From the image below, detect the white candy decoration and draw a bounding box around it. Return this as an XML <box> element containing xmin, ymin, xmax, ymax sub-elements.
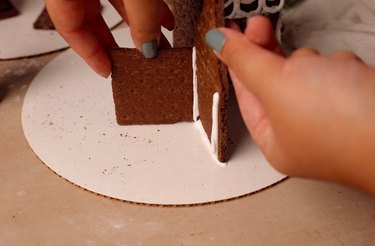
<box><xmin>224</xmin><ymin>0</ymin><xmax>284</xmax><ymax>19</ymax></box>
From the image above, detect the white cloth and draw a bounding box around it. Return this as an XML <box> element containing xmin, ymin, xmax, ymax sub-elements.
<box><xmin>282</xmin><ymin>0</ymin><xmax>375</xmax><ymax>68</ymax></box>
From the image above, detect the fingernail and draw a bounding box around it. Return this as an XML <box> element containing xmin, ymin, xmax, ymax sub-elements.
<box><xmin>141</xmin><ymin>40</ymin><xmax>158</xmax><ymax>58</ymax></box>
<box><xmin>206</xmin><ymin>29</ymin><xmax>226</xmax><ymax>53</ymax></box>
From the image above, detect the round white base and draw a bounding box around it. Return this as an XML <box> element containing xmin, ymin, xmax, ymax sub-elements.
<box><xmin>22</xmin><ymin>28</ymin><xmax>285</xmax><ymax>205</ymax></box>
<box><xmin>0</xmin><ymin>0</ymin><xmax>121</xmax><ymax>59</ymax></box>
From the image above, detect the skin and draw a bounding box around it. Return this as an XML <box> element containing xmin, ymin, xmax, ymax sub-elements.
<box><xmin>218</xmin><ymin>16</ymin><xmax>375</xmax><ymax>195</ymax></box>
<box><xmin>45</xmin><ymin>0</ymin><xmax>174</xmax><ymax>78</ymax></box>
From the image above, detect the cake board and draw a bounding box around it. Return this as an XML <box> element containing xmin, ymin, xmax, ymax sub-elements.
<box><xmin>22</xmin><ymin>28</ymin><xmax>286</xmax><ymax>206</ymax></box>
<box><xmin>0</xmin><ymin>0</ymin><xmax>121</xmax><ymax>60</ymax></box>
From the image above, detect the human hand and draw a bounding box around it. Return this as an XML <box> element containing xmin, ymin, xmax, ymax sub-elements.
<box><xmin>45</xmin><ymin>0</ymin><xmax>174</xmax><ymax>77</ymax></box>
<box><xmin>206</xmin><ymin>16</ymin><xmax>375</xmax><ymax>194</ymax></box>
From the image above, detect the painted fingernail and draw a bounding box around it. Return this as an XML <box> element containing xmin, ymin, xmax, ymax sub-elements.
<box><xmin>206</xmin><ymin>29</ymin><xmax>226</xmax><ymax>53</ymax></box>
<box><xmin>141</xmin><ymin>40</ymin><xmax>158</xmax><ymax>58</ymax></box>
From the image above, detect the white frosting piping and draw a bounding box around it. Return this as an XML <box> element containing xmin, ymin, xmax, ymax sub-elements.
<box><xmin>210</xmin><ymin>92</ymin><xmax>223</xmax><ymax>164</ymax></box>
<box><xmin>225</xmin><ymin>0</ymin><xmax>284</xmax><ymax>19</ymax></box>
<box><xmin>191</xmin><ymin>48</ymin><xmax>226</xmax><ymax>166</ymax></box>
<box><xmin>194</xmin><ymin>120</ymin><xmax>227</xmax><ymax>167</ymax></box>
<box><xmin>192</xmin><ymin>47</ymin><xmax>199</xmax><ymax>121</ymax></box>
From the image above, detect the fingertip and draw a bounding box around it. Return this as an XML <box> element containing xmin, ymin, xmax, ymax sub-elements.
<box><xmin>245</xmin><ymin>16</ymin><xmax>276</xmax><ymax>48</ymax></box>
<box><xmin>86</xmin><ymin>49</ymin><xmax>112</xmax><ymax>78</ymax></box>
<box><xmin>246</xmin><ymin>15</ymin><xmax>271</xmax><ymax>30</ymax></box>
<box><xmin>95</xmin><ymin>64</ymin><xmax>111</xmax><ymax>78</ymax></box>
<box><xmin>125</xmin><ymin>0</ymin><xmax>162</xmax><ymax>56</ymax></box>
<box><xmin>129</xmin><ymin>26</ymin><xmax>161</xmax><ymax>58</ymax></box>
<box><xmin>165</xmin><ymin>26</ymin><xmax>174</xmax><ymax>32</ymax></box>
<box><xmin>98</xmin><ymin>70</ymin><xmax>111</xmax><ymax>79</ymax></box>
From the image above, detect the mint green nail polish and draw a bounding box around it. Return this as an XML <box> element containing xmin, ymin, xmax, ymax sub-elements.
<box><xmin>141</xmin><ymin>40</ymin><xmax>158</xmax><ymax>58</ymax></box>
<box><xmin>206</xmin><ymin>29</ymin><xmax>226</xmax><ymax>53</ymax></box>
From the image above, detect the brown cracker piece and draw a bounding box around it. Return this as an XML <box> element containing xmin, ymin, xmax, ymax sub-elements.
<box><xmin>195</xmin><ymin>0</ymin><xmax>229</xmax><ymax>162</ymax></box>
<box><xmin>110</xmin><ymin>48</ymin><xmax>194</xmax><ymax>125</ymax></box>
<box><xmin>0</xmin><ymin>0</ymin><xmax>18</xmax><ymax>21</ymax></box>
<box><xmin>33</xmin><ymin>8</ymin><xmax>55</xmax><ymax>30</ymax></box>
<box><xmin>172</xmin><ymin>0</ymin><xmax>202</xmax><ymax>48</ymax></box>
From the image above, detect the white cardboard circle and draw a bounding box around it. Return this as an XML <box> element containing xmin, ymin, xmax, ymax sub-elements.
<box><xmin>0</xmin><ymin>0</ymin><xmax>121</xmax><ymax>59</ymax></box>
<box><xmin>22</xmin><ymin>28</ymin><xmax>285</xmax><ymax>205</ymax></box>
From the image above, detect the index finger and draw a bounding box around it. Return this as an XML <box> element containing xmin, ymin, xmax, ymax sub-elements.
<box><xmin>46</xmin><ymin>0</ymin><xmax>116</xmax><ymax>78</ymax></box>
<box><xmin>206</xmin><ymin>28</ymin><xmax>285</xmax><ymax>104</ymax></box>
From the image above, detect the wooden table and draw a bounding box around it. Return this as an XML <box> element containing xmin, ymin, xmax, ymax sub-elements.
<box><xmin>1</xmin><ymin>52</ymin><xmax>375</xmax><ymax>245</ymax></box>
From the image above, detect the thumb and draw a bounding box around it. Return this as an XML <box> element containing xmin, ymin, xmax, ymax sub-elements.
<box><xmin>205</xmin><ymin>28</ymin><xmax>285</xmax><ymax>105</ymax></box>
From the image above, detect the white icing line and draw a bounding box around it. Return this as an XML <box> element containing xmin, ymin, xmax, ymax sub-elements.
<box><xmin>225</xmin><ymin>0</ymin><xmax>284</xmax><ymax>19</ymax></box>
<box><xmin>212</xmin><ymin>92</ymin><xmax>227</xmax><ymax>166</ymax></box>
<box><xmin>192</xmin><ymin>47</ymin><xmax>199</xmax><ymax>122</ymax></box>
<box><xmin>210</xmin><ymin>92</ymin><xmax>220</xmax><ymax>158</ymax></box>
<box><xmin>191</xmin><ymin>49</ymin><xmax>226</xmax><ymax>166</ymax></box>
<box><xmin>194</xmin><ymin>120</ymin><xmax>227</xmax><ymax>167</ymax></box>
